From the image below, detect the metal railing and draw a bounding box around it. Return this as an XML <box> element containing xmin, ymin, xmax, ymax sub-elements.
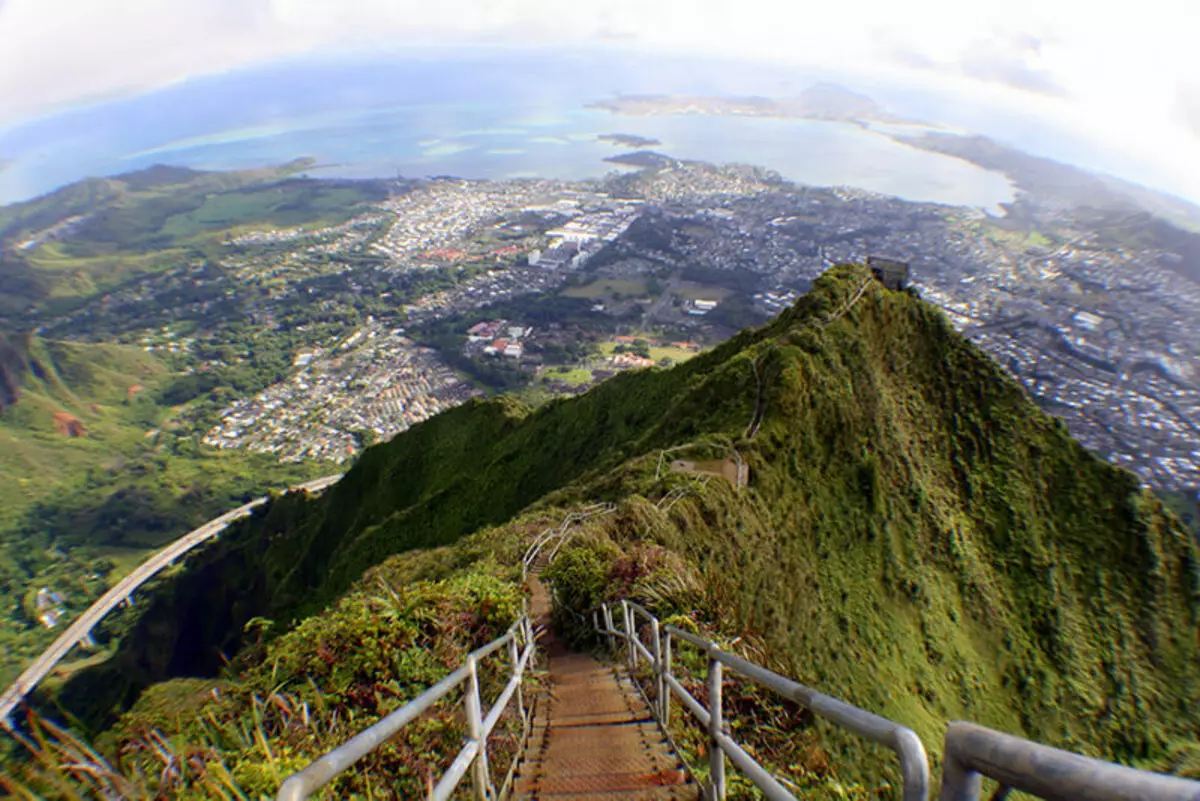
<box><xmin>940</xmin><ymin>721</ymin><xmax>1200</xmax><ymax>801</ymax></box>
<box><xmin>594</xmin><ymin>599</ymin><xmax>931</xmax><ymax>801</ymax></box>
<box><xmin>590</xmin><ymin>597</ymin><xmax>1200</xmax><ymax>801</ymax></box>
<box><xmin>276</xmin><ymin>615</ymin><xmax>536</xmax><ymax>801</ymax></box>
<box><xmin>279</xmin><ymin>502</ymin><xmax>619</xmax><ymax>800</ymax></box>
<box><xmin>520</xmin><ymin>503</ymin><xmax>616</xmax><ymax>581</ymax></box>
<box><xmin>277</xmin><ymin>493</ymin><xmax>1200</xmax><ymax>801</ymax></box>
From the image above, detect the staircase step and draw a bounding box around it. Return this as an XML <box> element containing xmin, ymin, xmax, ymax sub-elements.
<box><xmin>540</xmin><ymin>721</ymin><xmax>664</xmax><ymax>750</ymax></box>
<box><xmin>549</xmin><ymin>710</ymin><xmax>652</xmax><ymax>727</ymax></box>
<box><xmin>516</xmin><ymin>571</ymin><xmax>698</xmax><ymax>800</ymax></box>
<box><xmin>516</xmin><ymin>767</ymin><xmax>691</xmax><ymax>796</ymax></box>
<box><xmin>522</xmin><ymin>789</ymin><xmax>693</xmax><ymax>801</ymax></box>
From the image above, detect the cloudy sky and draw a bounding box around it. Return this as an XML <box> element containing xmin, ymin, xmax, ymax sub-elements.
<box><xmin>1</xmin><ymin>0</ymin><xmax>1198</xmax><ymax>201</ymax></box>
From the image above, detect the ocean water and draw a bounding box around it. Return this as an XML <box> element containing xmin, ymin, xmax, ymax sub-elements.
<box><xmin>0</xmin><ymin>50</ymin><xmax>1016</xmax><ymax>210</ymax></box>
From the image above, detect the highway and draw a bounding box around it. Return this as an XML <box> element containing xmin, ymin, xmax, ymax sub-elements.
<box><xmin>0</xmin><ymin>473</ymin><xmax>343</xmax><ymax>731</ymax></box>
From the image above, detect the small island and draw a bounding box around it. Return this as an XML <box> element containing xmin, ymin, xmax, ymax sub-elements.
<box><xmin>602</xmin><ymin>150</ymin><xmax>679</xmax><ymax>168</ymax></box>
<box><xmin>598</xmin><ymin>133</ymin><xmax>662</xmax><ymax>148</ymax></box>
<box><xmin>587</xmin><ymin>83</ymin><xmax>924</xmax><ymax>127</ymax></box>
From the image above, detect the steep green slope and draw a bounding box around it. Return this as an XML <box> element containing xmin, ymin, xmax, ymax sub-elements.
<box><xmin>52</xmin><ymin>323</ymin><xmax>761</xmax><ymax>723</ymax></box>
<box><xmin>0</xmin><ymin>335</ymin><xmax>171</xmax><ymax>528</ymax></box>
<box><xmin>545</xmin><ymin>262</ymin><xmax>1200</xmax><ymax>778</ymax></box>
<box><xmin>1163</xmin><ymin>490</ymin><xmax>1200</xmax><ymax>542</ymax></box>
<box><xmin>0</xmin><ymin>332</ymin><xmax>32</xmax><ymax>411</ymax></box>
<box><xmin>0</xmin><ymin>334</ymin><xmax>328</xmax><ymax>689</ymax></box>
<box><xmin>6</xmin><ymin>518</ymin><xmax>538</xmax><ymax>798</ymax></box>
<box><xmin>41</xmin><ymin>264</ymin><xmax>1200</xmax><ymax>794</ymax></box>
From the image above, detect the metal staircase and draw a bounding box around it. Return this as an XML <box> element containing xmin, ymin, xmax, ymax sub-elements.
<box><xmin>510</xmin><ymin>572</ymin><xmax>695</xmax><ymax>799</ymax></box>
<box><xmin>275</xmin><ymin>509</ymin><xmax>1200</xmax><ymax>801</ymax></box>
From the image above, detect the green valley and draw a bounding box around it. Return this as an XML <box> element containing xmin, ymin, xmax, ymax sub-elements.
<box><xmin>0</xmin><ymin>331</ymin><xmax>331</xmax><ymax>687</ymax></box>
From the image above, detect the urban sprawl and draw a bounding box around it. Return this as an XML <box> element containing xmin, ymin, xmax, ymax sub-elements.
<box><xmin>36</xmin><ymin>164</ymin><xmax>1200</xmax><ymax>490</ymax></box>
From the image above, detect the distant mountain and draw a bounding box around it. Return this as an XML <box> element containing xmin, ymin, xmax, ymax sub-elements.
<box><xmin>587</xmin><ymin>83</ymin><xmax>923</xmax><ymax>125</ymax></box>
<box><xmin>0</xmin><ymin>160</ymin><xmax>386</xmax><ymax>325</ymax></box>
<box><xmin>0</xmin><ymin>158</ymin><xmax>319</xmax><ymax>251</ymax></box>
<box><xmin>791</xmin><ymin>82</ymin><xmax>909</xmax><ymax>122</ymax></box>
<box><xmin>51</xmin><ymin>265</ymin><xmax>1200</xmax><ymax>795</ymax></box>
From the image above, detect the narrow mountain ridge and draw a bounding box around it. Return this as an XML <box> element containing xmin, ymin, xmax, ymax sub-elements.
<box><xmin>36</xmin><ymin>263</ymin><xmax>1200</xmax><ymax>794</ymax></box>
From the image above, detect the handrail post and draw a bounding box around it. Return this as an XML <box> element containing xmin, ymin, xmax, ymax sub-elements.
<box><xmin>508</xmin><ymin>636</ymin><xmax>525</xmax><ymax>725</ymax></box>
<box><xmin>465</xmin><ymin>654</ymin><xmax>492</xmax><ymax>800</ymax></box>
<box><xmin>939</xmin><ymin>743</ymin><xmax>981</xmax><ymax>801</ymax></box>
<box><xmin>623</xmin><ymin>601</ymin><xmax>636</xmax><ymax>669</ymax></box>
<box><xmin>651</xmin><ymin>617</ymin><xmax>664</xmax><ymax>722</ymax></box>
<box><xmin>707</xmin><ymin>649</ymin><xmax>725</xmax><ymax>800</ymax></box>
<box><xmin>524</xmin><ymin>615</ymin><xmax>536</xmax><ymax>670</ymax></box>
<box><xmin>602</xmin><ymin>604</ymin><xmax>616</xmax><ymax>651</ymax></box>
<box><xmin>662</xmin><ymin>630</ymin><xmax>672</xmax><ymax>727</ymax></box>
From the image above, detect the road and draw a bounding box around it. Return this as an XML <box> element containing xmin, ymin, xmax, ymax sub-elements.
<box><xmin>0</xmin><ymin>473</ymin><xmax>343</xmax><ymax>730</ymax></box>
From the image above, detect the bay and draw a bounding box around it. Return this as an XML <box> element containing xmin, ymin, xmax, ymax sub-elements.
<box><xmin>0</xmin><ymin>51</ymin><xmax>1015</xmax><ymax>210</ymax></box>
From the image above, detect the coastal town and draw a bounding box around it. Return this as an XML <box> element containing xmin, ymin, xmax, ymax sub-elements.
<box><xmin>202</xmin><ymin>323</ymin><xmax>477</xmax><ymax>463</ymax></box>
<box><xmin>586</xmin><ymin>170</ymin><xmax>1200</xmax><ymax>490</ymax></box>
<box><xmin>27</xmin><ymin>160</ymin><xmax>1200</xmax><ymax>492</ymax></box>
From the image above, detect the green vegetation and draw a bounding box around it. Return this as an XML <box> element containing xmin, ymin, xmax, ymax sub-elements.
<box><xmin>9</xmin><ymin>264</ymin><xmax>1200</xmax><ymax>797</ymax></box>
<box><xmin>0</xmin><ymin>162</ymin><xmax>404</xmax><ymax>704</ymax></box>
<box><xmin>599</xmin><ymin>340</ymin><xmax>700</xmax><ymax>365</ymax></box>
<box><xmin>4</xmin><ymin>541</ymin><xmax>531</xmax><ymax>798</ymax></box>
<box><xmin>541</xmin><ymin>366</ymin><xmax>594</xmax><ymax>386</ymax></box>
<box><xmin>1162</xmin><ymin>489</ymin><xmax>1199</xmax><ymax>542</ymax></box>
<box><xmin>157</xmin><ymin>183</ymin><xmax>381</xmax><ymax>242</ymax></box>
<box><xmin>0</xmin><ymin>335</ymin><xmax>173</xmax><ymax>531</ymax></box>
<box><xmin>649</xmin><ymin>345</ymin><xmax>698</xmax><ymax>364</ymax></box>
<box><xmin>0</xmin><ymin>163</ymin><xmax>388</xmax><ymax>321</ymax></box>
<box><xmin>0</xmin><ymin>332</ymin><xmax>331</xmax><ymax>688</ymax></box>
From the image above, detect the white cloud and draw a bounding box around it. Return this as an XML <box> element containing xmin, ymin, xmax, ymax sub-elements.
<box><xmin>958</xmin><ymin>34</ymin><xmax>1067</xmax><ymax>96</ymax></box>
<box><xmin>0</xmin><ymin>0</ymin><xmax>315</xmax><ymax>121</ymax></box>
<box><xmin>1180</xmin><ymin>84</ymin><xmax>1200</xmax><ymax>138</ymax></box>
<box><xmin>0</xmin><ymin>0</ymin><xmax>1197</xmax><ymax>201</ymax></box>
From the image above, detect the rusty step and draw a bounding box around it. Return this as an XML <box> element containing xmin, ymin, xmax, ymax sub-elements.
<box><xmin>515</xmin><ymin>767</ymin><xmax>691</xmax><ymax>797</ymax></box>
<box><xmin>515</xmin><ymin>573</ymin><xmax>698</xmax><ymax>800</ymax></box>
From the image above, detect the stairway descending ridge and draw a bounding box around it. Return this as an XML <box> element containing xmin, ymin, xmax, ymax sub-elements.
<box><xmin>511</xmin><ymin>565</ymin><xmax>697</xmax><ymax>800</ymax></box>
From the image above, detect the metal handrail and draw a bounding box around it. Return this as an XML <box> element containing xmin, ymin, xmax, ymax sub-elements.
<box><xmin>595</xmin><ymin>601</ymin><xmax>1200</xmax><ymax>801</ymax></box>
<box><xmin>940</xmin><ymin>721</ymin><xmax>1200</xmax><ymax>801</ymax></box>
<box><xmin>520</xmin><ymin>526</ymin><xmax>558</xmax><ymax>580</ymax></box>
<box><xmin>596</xmin><ymin>599</ymin><xmax>931</xmax><ymax>801</ymax></box>
<box><xmin>520</xmin><ymin>503</ymin><xmax>616</xmax><ymax>581</ymax></box>
<box><xmin>276</xmin><ymin>615</ymin><xmax>535</xmax><ymax>801</ymax></box>
<box><xmin>278</xmin><ymin>501</ymin><xmax>615</xmax><ymax>800</ymax></box>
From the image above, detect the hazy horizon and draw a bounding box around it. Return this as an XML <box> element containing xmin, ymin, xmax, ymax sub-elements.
<box><xmin>0</xmin><ymin>47</ymin><xmax>1196</xmax><ymax>212</ymax></box>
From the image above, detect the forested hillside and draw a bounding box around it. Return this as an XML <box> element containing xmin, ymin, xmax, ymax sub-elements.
<box><xmin>0</xmin><ymin>333</ymin><xmax>327</xmax><ymax>687</ymax></box>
